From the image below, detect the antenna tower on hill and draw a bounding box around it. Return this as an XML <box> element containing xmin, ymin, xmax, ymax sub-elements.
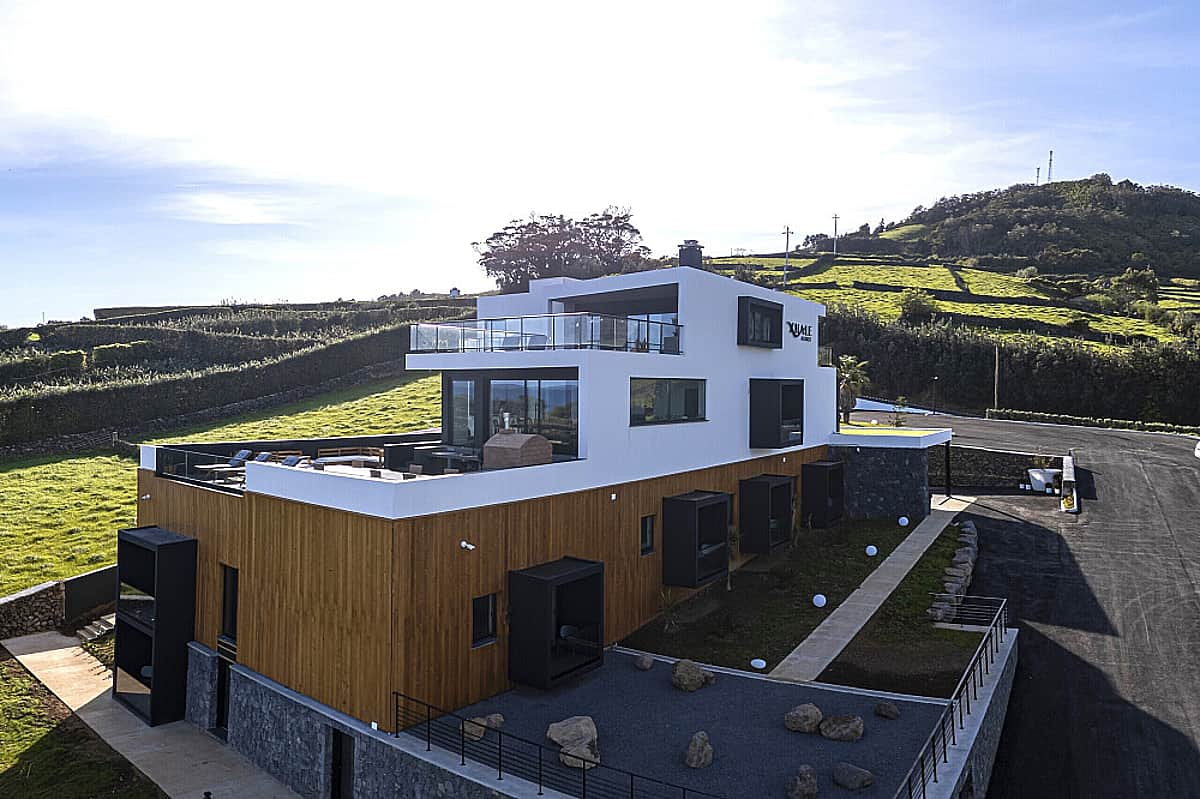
<box><xmin>1047</xmin><ymin>150</ymin><xmax>1054</xmax><ymax>183</ymax></box>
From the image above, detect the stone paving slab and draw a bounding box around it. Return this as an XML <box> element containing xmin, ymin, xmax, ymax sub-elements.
<box><xmin>769</xmin><ymin>495</ymin><xmax>976</xmax><ymax>682</ymax></box>
<box><xmin>2</xmin><ymin>630</ymin><xmax>296</xmax><ymax>799</ymax></box>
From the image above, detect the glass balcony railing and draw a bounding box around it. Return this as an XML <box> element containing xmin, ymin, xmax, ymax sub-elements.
<box><xmin>410</xmin><ymin>313</ymin><xmax>682</xmax><ymax>355</ymax></box>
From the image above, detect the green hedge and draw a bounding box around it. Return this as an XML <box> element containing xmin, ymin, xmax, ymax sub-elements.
<box><xmin>47</xmin><ymin>350</ymin><xmax>86</xmax><ymax>372</ymax></box>
<box><xmin>0</xmin><ymin>325</ymin><xmax>414</xmax><ymax>445</ymax></box>
<box><xmin>90</xmin><ymin>341</ymin><xmax>161</xmax><ymax>368</ymax></box>
<box><xmin>42</xmin><ymin>326</ymin><xmax>307</xmax><ymax>365</ymax></box>
<box><xmin>985</xmin><ymin>408</ymin><xmax>1200</xmax><ymax>436</ymax></box>
<box><xmin>822</xmin><ymin>306</ymin><xmax>1200</xmax><ymax>426</ymax></box>
<box><xmin>0</xmin><ymin>352</ymin><xmax>51</xmax><ymax>381</ymax></box>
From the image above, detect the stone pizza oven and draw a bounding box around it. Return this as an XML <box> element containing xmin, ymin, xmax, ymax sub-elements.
<box><xmin>483</xmin><ymin>429</ymin><xmax>553</xmax><ymax>470</ymax></box>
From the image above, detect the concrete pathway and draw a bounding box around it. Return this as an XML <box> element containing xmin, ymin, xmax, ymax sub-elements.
<box><xmin>769</xmin><ymin>494</ymin><xmax>975</xmax><ymax>682</ymax></box>
<box><xmin>2</xmin><ymin>630</ymin><xmax>296</xmax><ymax>799</ymax></box>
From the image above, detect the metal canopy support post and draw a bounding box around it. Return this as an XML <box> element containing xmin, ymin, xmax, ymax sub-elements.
<box><xmin>945</xmin><ymin>442</ymin><xmax>952</xmax><ymax>498</ymax></box>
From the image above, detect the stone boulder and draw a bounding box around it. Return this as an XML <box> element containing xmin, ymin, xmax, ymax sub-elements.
<box><xmin>927</xmin><ymin>603</ymin><xmax>954</xmax><ymax>622</ymax></box>
<box><xmin>634</xmin><ymin>654</ymin><xmax>654</xmax><ymax>671</ymax></box>
<box><xmin>683</xmin><ymin>731</ymin><xmax>713</xmax><ymax>769</ymax></box>
<box><xmin>786</xmin><ymin>765</ymin><xmax>819</xmax><ymax>798</ymax></box>
<box><xmin>959</xmin><ymin>520</ymin><xmax>977</xmax><ymax>534</ymax></box>
<box><xmin>874</xmin><ymin>701</ymin><xmax>901</xmax><ymax>720</ymax></box>
<box><xmin>832</xmin><ymin>762</ymin><xmax>875</xmax><ymax>790</ymax></box>
<box><xmin>461</xmin><ymin>713</ymin><xmax>504</xmax><ymax>741</ymax></box>
<box><xmin>547</xmin><ymin>716</ymin><xmax>599</xmax><ymax>769</ymax></box>
<box><xmin>819</xmin><ymin>715</ymin><xmax>864</xmax><ymax>742</ymax></box>
<box><xmin>671</xmin><ymin>659</ymin><xmax>714</xmax><ymax>692</ymax></box>
<box><xmin>784</xmin><ymin>703</ymin><xmax>824</xmax><ymax>733</ymax></box>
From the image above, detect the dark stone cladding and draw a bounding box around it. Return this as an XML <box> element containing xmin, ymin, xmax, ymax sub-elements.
<box><xmin>221</xmin><ymin>664</ymin><xmax>514</xmax><ymax>799</ymax></box>
<box><xmin>0</xmin><ymin>580</ymin><xmax>64</xmax><ymax>639</ymax></box>
<box><xmin>185</xmin><ymin>642</ymin><xmax>218</xmax><ymax>731</ymax></box>
<box><xmin>832</xmin><ymin>445</ymin><xmax>931</xmax><ymax>524</ymax></box>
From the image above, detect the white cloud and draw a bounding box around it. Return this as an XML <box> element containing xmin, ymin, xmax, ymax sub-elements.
<box><xmin>0</xmin><ymin>0</ymin><xmax>1068</xmax><ymax>298</ymax></box>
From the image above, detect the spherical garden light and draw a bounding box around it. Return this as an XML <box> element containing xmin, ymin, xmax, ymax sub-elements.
<box><xmin>898</xmin><ymin>516</ymin><xmax>910</xmax><ymax>527</ymax></box>
<box><xmin>750</xmin><ymin>658</ymin><xmax>767</xmax><ymax>670</ymax></box>
<box><xmin>812</xmin><ymin>593</ymin><xmax>827</xmax><ymax>608</ymax></box>
<box><xmin>865</xmin><ymin>545</ymin><xmax>878</xmax><ymax>557</ymax></box>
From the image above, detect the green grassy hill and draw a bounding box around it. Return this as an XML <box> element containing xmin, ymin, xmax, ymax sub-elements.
<box><xmin>711</xmin><ymin>253</ymin><xmax>1189</xmax><ymax>346</ymax></box>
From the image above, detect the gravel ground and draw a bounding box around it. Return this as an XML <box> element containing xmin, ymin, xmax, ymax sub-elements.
<box><xmin>453</xmin><ymin>651</ymin><xmax>946</xmax><ymax>798</ymax></box>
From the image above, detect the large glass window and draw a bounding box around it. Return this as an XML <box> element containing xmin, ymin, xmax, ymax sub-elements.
<box><xmin>449</xmin><ymin>380</ymin><xmax>477</xmax><ymax>447</ymax></box>
<box><xmin>630</xmin><ymin>378</ymin><xmax>706</xmax><ymax>425</ymax></box>
<box><xmin>489</xmin><ymin>378</ymin><xmax>579</xmax><ymax>456</ymax></box>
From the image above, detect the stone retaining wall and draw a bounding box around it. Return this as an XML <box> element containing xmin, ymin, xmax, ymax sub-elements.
<box><xmin>0</xmin><ymin>580</ymin><xmax>65</xmax><ymax>640</ymax></box>
<box><xmin>197</xmin><ymin>658</ymin><xmax>516</xmax><ymax>798</ymax></box>
<box><xmin>929</xmin><ymin>445</ymin><xmax>1061</xmax><ymax>490</ymax></box>
<box><xmin>833</xmin><ymin>445</ymin><xmax>931</xmax><ymax>524</ymax></box>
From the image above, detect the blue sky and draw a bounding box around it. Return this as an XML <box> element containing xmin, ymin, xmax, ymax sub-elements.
<box><xmin>1</xmin><ymin>0</ymin><xmax>1198</xmax><ymax>327</ymax></box>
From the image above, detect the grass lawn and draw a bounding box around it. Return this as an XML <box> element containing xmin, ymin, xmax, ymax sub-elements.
<box><xmin>816</xmin><ymin>522</ymin><xmax>981</xmax><ymax>697</ymax></box>
<box><xmin>620</xmin><ymin>518</ymin><xmax>915</xmax><ymax>671</ymax></box>
<box><xmin>0</xmin><ymin>455</ymin><xmax>138</xmax><ymax>596</ymax></box>
<box><xmin>838</xmin><ymin>423</ymin><xmax>940</xmax><ymax>437</ymax></box>
<box><xmin>0</xmin><ymin>646</ymin><xmax>165</xmax><ymax>799</ymax></box>
<box><xmin>0</xmin><ymin>372</ymin><xmax>442</xmax><ymax>598</ymax></box>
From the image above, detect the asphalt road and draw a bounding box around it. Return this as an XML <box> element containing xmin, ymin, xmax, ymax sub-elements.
<box><xmin>881</xmin><ymin>413</ymin><xmax>1200</xmax><ymax>798</ymax></box>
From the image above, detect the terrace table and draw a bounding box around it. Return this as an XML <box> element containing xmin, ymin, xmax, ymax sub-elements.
<box><xmin>429</xmin><ymin>449</ymin><xmax>482</xmax><ymax>472</ymax></box>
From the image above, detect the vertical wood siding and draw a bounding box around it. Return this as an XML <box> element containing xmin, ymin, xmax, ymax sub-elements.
<box><xmin>136</xmin><ymin>444</ymin><xmax>828</xmax><ymax>728</ymax></box>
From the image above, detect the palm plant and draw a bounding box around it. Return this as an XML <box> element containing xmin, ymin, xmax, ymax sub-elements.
<box><xmin>837</xmin><ymin>355</ymin><xmax>870</xmax><ymax>425</ymax></box>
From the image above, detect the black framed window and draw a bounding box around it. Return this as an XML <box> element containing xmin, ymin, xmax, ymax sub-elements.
<box><xmin>220</xmin><ymin>564</ymin><xmax>238</xmax><ymax>643</ymax></box>
<box><xmin>629</xmin><ymin>378</ymin><xmax>706</xmax><ymax>425</ymax></box>
<box><xmin>640</xmin><ymin>515</ymin><xmax>655</xmax><ymax>555</ymax></box>
<box><xmin>737</xmin><ymin>296</ymin><xmax>783</xmax><ymax>348</ymax></box>
<box><xmin>472</xmin><ymin>594</ymin><xmax>497</xmax><ymax>647</ymax></box>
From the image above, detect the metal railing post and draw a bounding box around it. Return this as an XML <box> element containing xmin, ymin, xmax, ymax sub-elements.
<box><xmin>582</xmin><ymin>761</ymin><xmax>587</xmax><ymax>797</ymax></box>
<box><xmin>497</xmin><ymin>731</ymin><xmax>503</xmax><ymax>780</ymax></box>
<box><xmin>460</xmin><ymin>718</ymin><xmax>466</xmax><ymax>766</ymax></box>
<box><xmin>538</xmin><ymin>746</ymin><xmax>543</xmax><ymax>795</ymax></box>
<box><xmin>426</xmin><ymin>704</ymin><xmax>431</xmax><ymax>751</ymax></box>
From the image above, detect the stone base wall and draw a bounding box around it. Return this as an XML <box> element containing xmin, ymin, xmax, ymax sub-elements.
<box><xmin>188</xmin><ymin>659</ymin><xmax>515</xmax><ymax>798</ymax></box>
<box><xmin>0</xmin><ymin>580</ymin><xmax>64</xmax><ymax>639</ymax></box>
<box><xmin>948</xmin><ymin>631</ymin><xmax>1019</xmax><ymax>799</ymax></box>
<box><xmin>185</xmin><ymin>642</ymin><xmax>219</xmax><ymax>731</ymax></box>
<box><xmin>833</xmin><ymin>446</ymin><xmax>931</xmax><ymax>524</ymax></box>
<box><xmin>929</xmin><ymin>446</ymin><xmax>1061</xmax><ymax>490</ymax></box>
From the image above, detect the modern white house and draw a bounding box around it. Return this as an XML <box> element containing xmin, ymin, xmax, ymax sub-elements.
<box><xmin>124</xmin><ymin>262</ymin><xmax>953</xmax><ymax>797</ymax></box>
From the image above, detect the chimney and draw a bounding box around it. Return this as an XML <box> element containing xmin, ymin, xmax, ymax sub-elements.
<box><xmin>678</xmin><ymin>239</ymin><xmax>704</xmax><ymax>269</ymax></box>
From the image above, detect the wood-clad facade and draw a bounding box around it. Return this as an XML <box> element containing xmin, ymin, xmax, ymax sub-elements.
<box><xmin>136</xmin><ymin>444</ymin><xmax>828</xmax><ymax>730</ymax></box>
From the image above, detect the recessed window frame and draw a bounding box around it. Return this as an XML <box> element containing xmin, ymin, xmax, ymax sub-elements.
<box><xmin>471</xmin><ymin>593</ymin><xmax>497</xmax><ymax>648</ymax></box>
<box><xmin>737</xmin><ymin>296</ymin><xmax>784</xmax><ymax>349</ymax></box>
<box><xmin>219</xmin><ymin>563</ymin><xmax>238</xmax><ymax>644</ymax></box>
<box><xmin>629</xmin><ymin>377</ymin><xmax>708</xmax><ymax>426</ymax></box>
<box><xmin>640</xmin><ymin>515</ymin><xmax>655</xmax><ymax>555</ymax></box>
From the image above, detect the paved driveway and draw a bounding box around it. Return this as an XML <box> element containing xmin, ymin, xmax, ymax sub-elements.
<box><xmin>873</xmin><ymin>414</ymin><xmax>1200</xmax><ymax>798</ymax></box>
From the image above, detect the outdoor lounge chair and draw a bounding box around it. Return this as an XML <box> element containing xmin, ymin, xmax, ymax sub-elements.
<box><xmin>228</xmin><ymin>449</ymin><xmax>253</xmax><ymax>466</ymax></box>
<box><xmin>279</xmin><ymin>455</ymin><xmax>303</xmax><ymax>467</ymax></box>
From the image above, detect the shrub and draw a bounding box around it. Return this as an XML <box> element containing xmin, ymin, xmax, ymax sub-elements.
<box><xmin>1015</xmin><ymin>265</ymin><xmax>1039</xmax><ymax>279</ymax></box>
<box><xmin>898</xmin><ymin>288</ymin><xmax>938</xmax><ymax>324</ymax></box>
<box><xmin>1084</xmin><ymin>292</ymin><xmax>1117</xmax><ymax>312</ymax></box>
<box><xmin>90</xmin><ymin>340</ymin><xmax>161</xmax><ymax>367</ymax></box>
<box><xmin>47</xmin><ymin>350</ymin><xmax>86</xmax><ymax>372</ymax></box>
<box><xmin>1131</xmin><ymin>300</ymin><xmax>1169</xmax><ymax>325</ymax></box>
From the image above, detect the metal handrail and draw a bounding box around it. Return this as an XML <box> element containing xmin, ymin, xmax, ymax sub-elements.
<box><xmin>894</xmin><ymin>595</ymin><xmax>1010</xmax><ymax>799</ymax></box>
<box><xmin>393</xmin><ymin>690</ymin><xmax>724</xmax><ymax>799</ymax></box>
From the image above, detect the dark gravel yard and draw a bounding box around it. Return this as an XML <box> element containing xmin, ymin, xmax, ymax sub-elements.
<box><xmin>453</xmin><ymin>651</ymin><xmax>946</xmax><ymax>798</ymax></box>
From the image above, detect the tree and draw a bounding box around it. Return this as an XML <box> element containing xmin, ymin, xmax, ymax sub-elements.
<box><xmin>837</xmin><ymin>354</ymin><xmax>870</xmax><ymax>424</ymax></box>
<box><xmin>474</xmin><ymin>207</ymin><xmax>650</xmax><ymax>293</ymax></box>
<box><xmin>898</xmin><ymin>288</ymin><xmax>938</xmax><ymax>324</ymax></box>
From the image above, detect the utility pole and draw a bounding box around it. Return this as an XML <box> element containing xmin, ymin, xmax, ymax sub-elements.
<box><xmin>782</xmin><ymin>226</ymin><xmax>793</xmax><ymax>288</ymax></box>
<box><xmin>1047</xmin><ymin>150</ymin><xmax>1053</xmax><ymax>183</ymax></box>
<box><xmin>1036</xmin><ymin>166</ymin><xmax>1040</xmax><ymax>185</ymax></box>
<box><xmin>832</xmin><ymin>214</ymin><xmax>840</xmax><ymax>257</ymax></box>
<box><xmin>993</xmin><ymin>345</ymin><xmax>1000</xmax><ymax>409</ymax></box>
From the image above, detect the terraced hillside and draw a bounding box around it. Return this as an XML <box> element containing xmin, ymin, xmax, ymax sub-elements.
<box><xmin>712</xmin><ymin>253</ymin><xmax>1185</xmax><ymax>345</ymax></box>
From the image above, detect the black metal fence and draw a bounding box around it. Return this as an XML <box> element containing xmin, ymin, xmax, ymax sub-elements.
<box><xmin>893</xmin><ymin>595</ymin><xmax>1010</xmax><ymax>799</ymax></box>
<box><xmin>393</xmin><ymin>692</ymin><xmax>724</xmax><ymax>799</ymax></box>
